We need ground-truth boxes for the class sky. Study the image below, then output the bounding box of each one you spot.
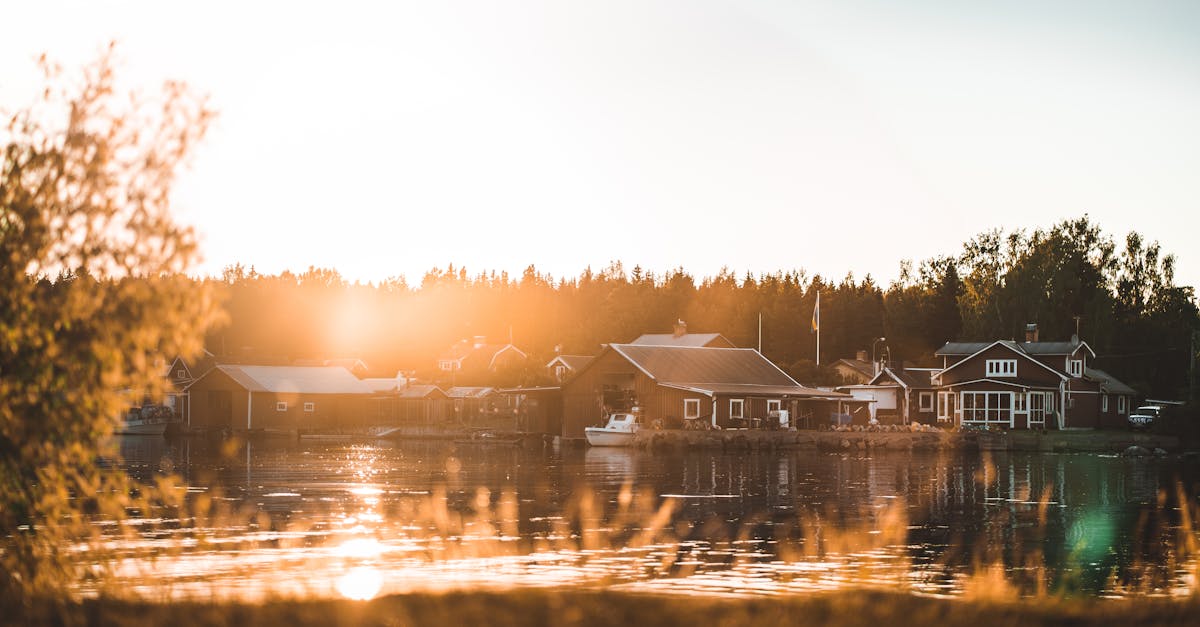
[2,0,1199,289]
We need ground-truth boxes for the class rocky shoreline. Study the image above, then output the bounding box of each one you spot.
[633,428,1184,455]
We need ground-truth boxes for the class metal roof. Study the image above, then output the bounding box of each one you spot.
[1084,367,1137,395]
[546,354,594,371]
[936,340,1094,357]
[396,384,446,399]
[215,365,372,394]
[659,382,848,398]
[629,333,730,347]
[611,344,794,386]
[445,386,497,399]
[869,367,936,389]
[360,377,405,393]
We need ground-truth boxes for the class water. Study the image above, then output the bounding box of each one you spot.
[106,436,1200,600]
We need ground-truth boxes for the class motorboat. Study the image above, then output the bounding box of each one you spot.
[117,404,180,436]
[585,412,640,447]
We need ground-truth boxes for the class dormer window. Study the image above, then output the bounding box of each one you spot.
[985,359,1017,377]
[1068,359,1083,377]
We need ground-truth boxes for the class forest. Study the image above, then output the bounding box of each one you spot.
[203,216,1198,398]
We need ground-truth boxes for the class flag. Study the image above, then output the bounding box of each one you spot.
[811,291,820,334]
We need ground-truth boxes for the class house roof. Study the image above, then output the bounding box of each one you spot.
[397,384,446,399]
[869,367,936,390]
[207,365,372,395]
[833,358,874,378]
[935,340,1069,382]
[660,382,848,398]
[1084,367,1137,396]
[439,340,528,368]
[445,386,497,399]
[937,340,1096,358]
[360,377,406,393]
[629,333,731,347]
[608,344,847,398]
[546,354,594,371]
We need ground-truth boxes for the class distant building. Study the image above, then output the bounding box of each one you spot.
[839,366,937,425]
[832,351,875,384]
[560,344,853,438]
[546,354,594,382]
[185,365,373,432]
[932,324,1136,429]
[437,337,528,376]
[629,320,735,348]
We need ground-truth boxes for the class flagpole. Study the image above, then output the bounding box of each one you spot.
[813,291,820,365]
[758,312,762,353]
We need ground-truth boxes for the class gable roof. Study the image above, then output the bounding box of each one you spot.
[869,367,936,390]
[199,365,372,395]
[360,377,406,393]
[446,386,497,399]
[397,384,446,399]
[607,344,846,398]
[629,333,732,348]
[439,339,527,368]
[935,340,1068,382]
[546,354,594,371]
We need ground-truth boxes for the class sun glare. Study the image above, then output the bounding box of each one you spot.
[336,566,384,601]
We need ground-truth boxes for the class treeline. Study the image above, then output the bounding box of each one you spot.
[203,216,1198,397]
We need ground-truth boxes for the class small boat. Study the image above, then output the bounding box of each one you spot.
[454,430,523,446]
[116,405,180,436]
[585,412,640,447]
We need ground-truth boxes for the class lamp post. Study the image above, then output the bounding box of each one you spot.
[872,337,887,376]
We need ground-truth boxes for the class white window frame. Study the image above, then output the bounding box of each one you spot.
[276,401,288,412]
[918,392,934,412]
[729,399,744,420]
[960,391,1014,427]
[985,359,1017,378]
[1118,395,1127,414]
[1101,394,1109,413]
[175,368,187,379]
[684,399,700,420]
[1068,359,1083,377]
[937,391,953,422]
[766,399,781,414]
[304,402,315,413]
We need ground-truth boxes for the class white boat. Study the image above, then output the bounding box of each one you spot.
[116,405,180,436]
[585,412,640,447]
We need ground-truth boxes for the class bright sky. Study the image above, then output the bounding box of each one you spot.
[3,0,1199,289]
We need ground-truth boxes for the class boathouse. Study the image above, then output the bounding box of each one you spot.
[185,365,373,432]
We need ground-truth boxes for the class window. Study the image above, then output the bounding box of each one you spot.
[684,399,700,420]
[960,391,1013,426]
[1068,360,1083,377]
[918,392,934,412]
[304,402,315,413]
[985,359,1017,377]
[729,399,744,420]
[438,360,456,372]
[554,365,567,380]
[1014,393,1027,413]
[767,399,781,414]
[175,368,187,379]
[276,401,288,412]
[1102,394,1109,412]
[1118,395,1127,414]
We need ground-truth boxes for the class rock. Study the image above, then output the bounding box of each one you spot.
[840,438,852,450]
[1123,445,1151,457]
[1154,448,1168,457]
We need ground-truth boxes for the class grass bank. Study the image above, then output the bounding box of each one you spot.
[17,589,1200,627]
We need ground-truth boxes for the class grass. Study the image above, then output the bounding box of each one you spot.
[14,589,1200,627]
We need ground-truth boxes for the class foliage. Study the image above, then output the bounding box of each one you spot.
[0,49,222,602]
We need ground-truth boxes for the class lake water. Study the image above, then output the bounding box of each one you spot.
[106,435,1200,601]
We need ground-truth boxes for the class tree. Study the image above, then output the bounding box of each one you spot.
[0,48,222,602]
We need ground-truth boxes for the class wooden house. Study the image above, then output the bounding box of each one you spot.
[185,365,373,432]
[933,326,1135,429]
[546,354,594,383]
[560,344,852,439]
[437,337,528,377]
[838,366,938,425]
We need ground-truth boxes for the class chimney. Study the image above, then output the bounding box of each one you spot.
[673,319,687,338]
[856,350,868,362]
[1025,323,1039,343]
[473,336,487,348]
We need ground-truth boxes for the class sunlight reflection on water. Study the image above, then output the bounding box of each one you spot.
[91,438,1200,602]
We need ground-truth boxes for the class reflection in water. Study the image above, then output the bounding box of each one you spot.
[100,436,1200,601]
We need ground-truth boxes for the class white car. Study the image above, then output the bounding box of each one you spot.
[1128,405,1161,429]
